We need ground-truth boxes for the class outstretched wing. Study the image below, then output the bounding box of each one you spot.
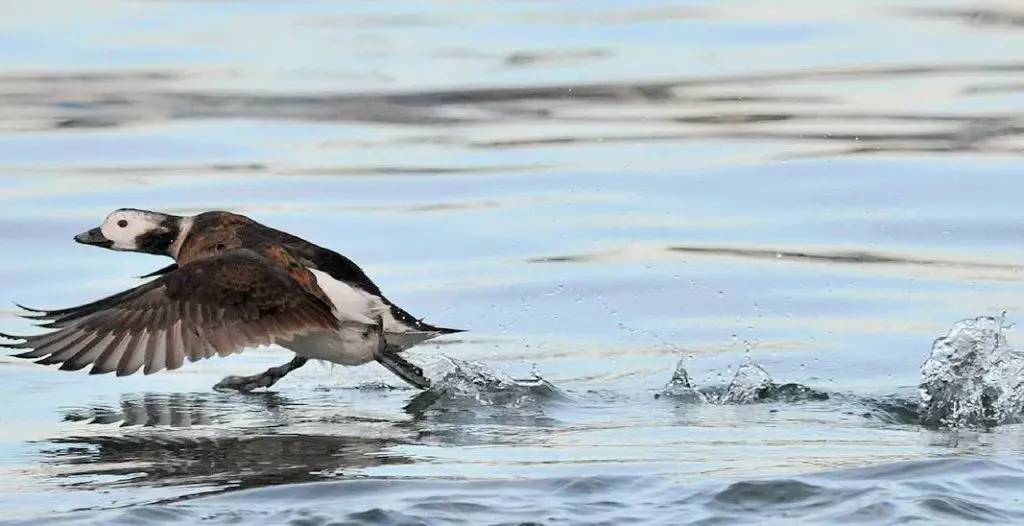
[137,263,178,279]
[3,249,338,377]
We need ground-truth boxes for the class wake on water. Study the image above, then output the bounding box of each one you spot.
[404,314,1024,431]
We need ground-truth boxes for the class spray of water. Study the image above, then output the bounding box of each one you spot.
[658,358,785,405]
[918,314,1024,428]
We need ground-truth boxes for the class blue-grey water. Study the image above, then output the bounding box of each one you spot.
[4,1,1024,524]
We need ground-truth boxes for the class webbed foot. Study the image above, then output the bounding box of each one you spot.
[372,316,432,390]
[213,356,308,392]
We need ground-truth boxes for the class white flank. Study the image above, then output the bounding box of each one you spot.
[279,268,449,367]
[306,267,442,350]
[307,268,388,325]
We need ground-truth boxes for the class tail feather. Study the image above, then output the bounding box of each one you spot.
[385,304,465,335]
[422,324,466,335]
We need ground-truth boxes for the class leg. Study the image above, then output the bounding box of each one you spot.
[372,318,432,390]
[376,347,431,390]
[213,356,309,393]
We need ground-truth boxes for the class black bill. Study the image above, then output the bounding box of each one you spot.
[73,227,113,248]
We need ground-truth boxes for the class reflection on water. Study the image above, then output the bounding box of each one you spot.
[3,3,1024,173]
[34,359,577,499]
[43,431,413,495]
[43,392,413,492]
[7,60,1024,160]
[61,392,253,427]
[533,243,1024,271]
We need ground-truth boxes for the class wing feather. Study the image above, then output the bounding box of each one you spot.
[3,249,338,377]
[60,332,117,372]
[119,330,150,376]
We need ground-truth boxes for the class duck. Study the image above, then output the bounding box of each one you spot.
[1,208,464,392]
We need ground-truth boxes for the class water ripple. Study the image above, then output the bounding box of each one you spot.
[13,458,1024,526]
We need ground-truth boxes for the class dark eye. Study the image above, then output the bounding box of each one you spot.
[215,243,226,251]
[117,219,128,228]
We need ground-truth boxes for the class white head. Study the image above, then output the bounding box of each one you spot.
[74,208,184,255]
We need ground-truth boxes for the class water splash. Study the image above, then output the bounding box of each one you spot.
[655,313,1024,427]
[405,356,571,413]
[657,357,827,405]
[918,314,1024,428]
[718,361,774,404]
[658,357,707,403]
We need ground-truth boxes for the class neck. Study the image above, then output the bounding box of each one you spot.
[168,216,194,260]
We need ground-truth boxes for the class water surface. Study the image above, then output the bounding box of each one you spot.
[4,1,1024,524]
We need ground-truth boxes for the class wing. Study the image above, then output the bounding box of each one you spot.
[137,263,178,279]
[2,249,338,377]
